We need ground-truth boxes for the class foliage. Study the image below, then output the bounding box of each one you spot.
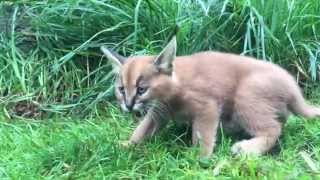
[0,0,320,179]
[0,0,319,115]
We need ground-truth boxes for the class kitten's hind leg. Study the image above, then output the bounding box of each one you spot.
[230,106,282,155]
[231,123,281,155]
[230,75,286,155]
[231,94,282,155]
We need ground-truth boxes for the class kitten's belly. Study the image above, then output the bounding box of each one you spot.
[172,106,244,134]
[220,107,244,134]
[220,118,242,134]
[172,111,192,125]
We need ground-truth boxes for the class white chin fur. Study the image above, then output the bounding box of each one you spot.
[133,103,143,111]
[120,103,129,112]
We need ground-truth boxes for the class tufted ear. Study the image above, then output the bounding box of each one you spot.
[101,46,126,72]
[153,36,177,74]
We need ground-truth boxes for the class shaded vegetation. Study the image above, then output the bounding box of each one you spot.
[0,0,319,116]
[0,0,320,179]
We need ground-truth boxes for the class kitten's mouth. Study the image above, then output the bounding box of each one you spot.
[131,105,148,121]
[133,111,143,118]
[132,102,144,112]
[131,102,150,117]
[121,101,150,115]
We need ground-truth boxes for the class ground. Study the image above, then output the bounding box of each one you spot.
[0,100,320,179]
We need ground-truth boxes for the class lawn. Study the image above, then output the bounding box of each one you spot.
[1,0,320,179]
[1,103,320,179]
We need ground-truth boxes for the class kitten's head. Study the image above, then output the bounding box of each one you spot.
[101,37,177,112]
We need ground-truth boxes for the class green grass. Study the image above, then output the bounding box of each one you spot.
[0,105,320,179]
[1,0,320,179]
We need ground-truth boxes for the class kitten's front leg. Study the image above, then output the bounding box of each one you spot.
[191,102,219,158]
[124,108,168,146]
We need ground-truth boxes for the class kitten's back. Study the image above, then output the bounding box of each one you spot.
[172,51,320,118]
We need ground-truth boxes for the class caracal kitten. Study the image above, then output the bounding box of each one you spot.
[101,36,320,158]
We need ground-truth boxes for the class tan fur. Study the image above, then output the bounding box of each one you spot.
[101,37,320,158]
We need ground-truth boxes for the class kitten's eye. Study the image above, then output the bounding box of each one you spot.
[137,86,148,95]
[118,86,125,95]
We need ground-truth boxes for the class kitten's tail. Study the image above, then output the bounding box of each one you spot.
[289,85,320,119]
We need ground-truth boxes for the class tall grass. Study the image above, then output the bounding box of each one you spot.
[0,0,319,116]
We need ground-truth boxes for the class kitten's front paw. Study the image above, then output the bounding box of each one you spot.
[198,157,211,168]
[118,140,133,148]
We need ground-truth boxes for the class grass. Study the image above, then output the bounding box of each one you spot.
[1,105,320,179]
[0,0,320,179]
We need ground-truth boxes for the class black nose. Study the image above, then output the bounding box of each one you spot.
[125,102,133,111]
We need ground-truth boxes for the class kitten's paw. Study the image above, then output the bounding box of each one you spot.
[231,141,245,155]
[198,157,211,168]
[118,140,133,148]
[231,140,259,155]
[231,140,262,156]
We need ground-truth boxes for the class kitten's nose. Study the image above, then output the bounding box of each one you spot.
[125,102,134,111]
